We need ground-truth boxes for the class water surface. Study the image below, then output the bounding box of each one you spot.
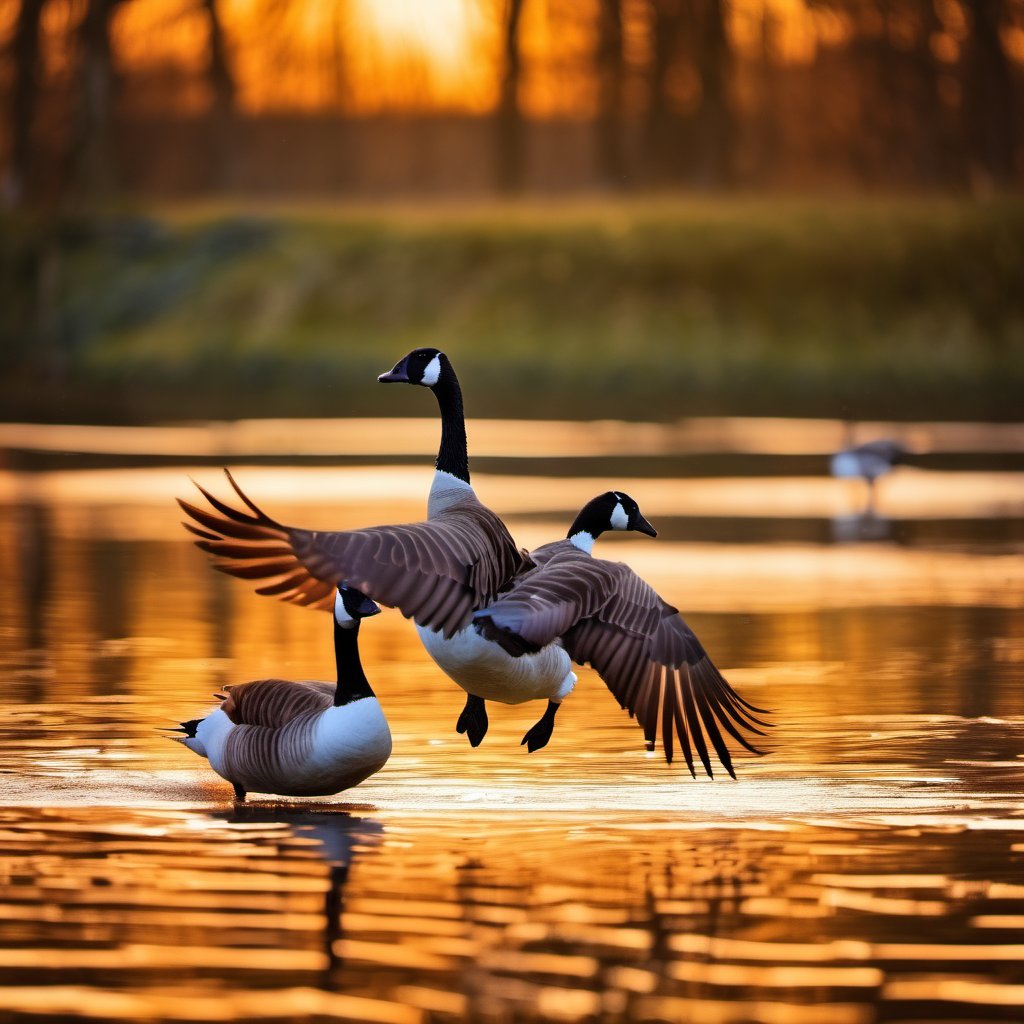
[1,418,1022,1022]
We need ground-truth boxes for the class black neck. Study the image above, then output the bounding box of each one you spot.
[333,620,374,706]
[432,360,470,484]
[566,505,605,541]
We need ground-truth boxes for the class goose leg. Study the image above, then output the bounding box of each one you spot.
[522,700,560,753]
[456,694,488,747]
[232,782,247,803]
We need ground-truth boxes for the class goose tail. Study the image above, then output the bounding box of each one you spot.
[162,718,207,755]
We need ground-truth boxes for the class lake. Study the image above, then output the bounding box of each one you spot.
[0,416,1023,1023]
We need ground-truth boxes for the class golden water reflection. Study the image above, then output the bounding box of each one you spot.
[1,440,1023,1021]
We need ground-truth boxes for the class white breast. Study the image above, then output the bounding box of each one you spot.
[310,699,392,782]
[417,625,576,705]
[428,470,475,517]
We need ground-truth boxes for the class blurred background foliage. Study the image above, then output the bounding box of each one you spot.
[1,0,1022,422]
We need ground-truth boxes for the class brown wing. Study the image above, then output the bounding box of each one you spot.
[221,679,332,727]
[475,551,769,776]
[473,543,629,655]
[178,469,527,637]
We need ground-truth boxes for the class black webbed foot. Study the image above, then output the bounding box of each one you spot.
[456,694,488,748]
[522,700,560,753]
[232,782,247,803]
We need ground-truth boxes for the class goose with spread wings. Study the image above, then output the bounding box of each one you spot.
[178,348,578,751]
[472,502,770,778]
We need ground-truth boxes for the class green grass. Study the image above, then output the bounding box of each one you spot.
[3,198,1023,422]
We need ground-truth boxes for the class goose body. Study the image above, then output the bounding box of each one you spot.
[416,622,575,705]
[176,587,391,800]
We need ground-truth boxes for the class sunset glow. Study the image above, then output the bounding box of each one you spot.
[99,0,875,118]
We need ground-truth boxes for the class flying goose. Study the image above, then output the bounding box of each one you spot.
[174,585,391,801]
[473,492,769,777]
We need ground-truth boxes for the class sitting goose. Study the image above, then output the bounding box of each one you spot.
[473,493,770,777]
[174,585,391,801]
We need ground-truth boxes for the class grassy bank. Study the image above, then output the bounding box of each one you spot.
[2,199,1023,423]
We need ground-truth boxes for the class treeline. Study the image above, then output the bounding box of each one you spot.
[1,0,1022,203]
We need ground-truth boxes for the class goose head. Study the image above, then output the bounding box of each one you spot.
[568,491,657,552]
[378,347,447,389]
[334,584,382,629]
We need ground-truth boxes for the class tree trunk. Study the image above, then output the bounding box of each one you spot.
[691,0,733,188]
[6,0,47,207]
[906,0,947,187]
[961,0,1017,189]
[595,0,627,189]
[496,0,526,194]
[201,0,238,190]
[67,0,125,201]
[645,0,686,186]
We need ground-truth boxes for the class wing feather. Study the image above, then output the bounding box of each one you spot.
[178,471,527,636]
[475,543,768,774]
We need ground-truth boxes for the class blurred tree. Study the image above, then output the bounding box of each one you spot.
[644,1,734,188]
[1,0,1020,200]
[962,0,1018,189]
[804,2,946,186]
[496,0,526,193]
[904,0,947,187]
[644,0,685,184]
[5,0,47,207]
[67,0,128,200]
[595,0,628,188]
[201,0,237,190]
[691,0,733,187]
[749,3,780,186]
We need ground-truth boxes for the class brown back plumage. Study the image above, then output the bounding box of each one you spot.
[221,679,333,727]
[178,470,529,637]
[473,541,770,776]
[222,712,324,796]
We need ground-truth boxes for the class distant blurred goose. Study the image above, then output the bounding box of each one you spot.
[174,585,391,801]
[831,438,907,514]
[473,492,769,776]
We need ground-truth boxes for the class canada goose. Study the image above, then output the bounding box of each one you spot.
[473,491,769,777]
[173,585,391,801]
[831,438,907,515]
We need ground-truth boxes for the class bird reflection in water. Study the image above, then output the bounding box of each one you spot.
[215,806,383,981]
[831,510,896,544]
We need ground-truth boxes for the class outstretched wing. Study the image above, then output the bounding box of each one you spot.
[178,470,526,637]
[475,550,769,776]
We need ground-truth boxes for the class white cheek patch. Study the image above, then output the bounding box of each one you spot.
[334,592,356,628]
[609,501,629,531]
[420,355,441,387]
